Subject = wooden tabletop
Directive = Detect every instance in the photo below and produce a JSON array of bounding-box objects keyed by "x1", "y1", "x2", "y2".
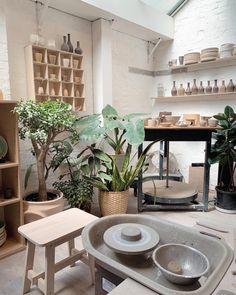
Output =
[
  {"x1": 145, "y1": 126, "x2": 219, "y2": 130},
  {"x1": 18, "y1": 208, "x2": 98, "y2": 246}
]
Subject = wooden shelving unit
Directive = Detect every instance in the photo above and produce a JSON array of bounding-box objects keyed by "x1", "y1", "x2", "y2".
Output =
[
  {"x1": 0, "y1": 101, "x2": 24, "y2": 259},
  {"x1": 152, "y1": 92, "x2": 236, "y2": 103},
  {"x1": 25, "y1": 45, "x2": 86, "y2": 112},
  {"x1": 170, "y1": 55, "x2": 236, "y2": 74}
]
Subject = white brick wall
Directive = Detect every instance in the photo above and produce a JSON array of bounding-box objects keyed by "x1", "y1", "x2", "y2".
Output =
[{"x1": 152, "y1": 0, "x2": 236, "y2": 187}]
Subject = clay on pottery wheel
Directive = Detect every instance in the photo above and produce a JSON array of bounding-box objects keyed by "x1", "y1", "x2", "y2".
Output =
[
  {"x1": 167, "y1": 260, "x2": 182, "y2": 274},
  {"x1": 103, "y1": 223, "x2": 160, "y2": 255}
]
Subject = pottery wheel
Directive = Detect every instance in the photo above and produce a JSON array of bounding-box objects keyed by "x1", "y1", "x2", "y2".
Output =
[
  {"x1": 103, "y1": 223, "x2": 160, "y2": 255},
  {"x1": 144, "y1": 180, "x2": 198, "y2": 204}
]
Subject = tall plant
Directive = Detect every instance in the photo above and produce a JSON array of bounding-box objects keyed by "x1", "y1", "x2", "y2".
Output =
[
  {"x1": 209, "y1": 105, "x2": 236, "y2": 191},
  {"x1": 14, "y1": 100, "x2": 77, "y2": 201},
  {"x1": 77, "y1": 104, "x2": 145, "y2": 154}
]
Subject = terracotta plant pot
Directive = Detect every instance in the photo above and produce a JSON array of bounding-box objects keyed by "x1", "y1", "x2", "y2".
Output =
[
  {"x1": 99, "y1": 189, "x2": 129, "y2": 216},
  {"x1": 23, "y1": 190, "x2": 64, "y2": 223}
]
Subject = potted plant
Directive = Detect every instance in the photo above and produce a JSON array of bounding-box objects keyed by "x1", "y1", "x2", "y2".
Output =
[
  {"x1": 76, "y1": 105, "x2": 158, "y2": 216},
  {"x1": 14, "y1": 100, "x2": 77, "y2": 222},
  {"x1": 52, "y1": 141, "x2": 94, "y2": 212},
  {"x1": 77, "y1": 104, "x2": 145, "y2": 169},
  {"x1": 209, "y1": 105, "x2": 236, "y2": 213}
]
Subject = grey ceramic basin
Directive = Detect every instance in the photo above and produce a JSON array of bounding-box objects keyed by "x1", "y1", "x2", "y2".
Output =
[{"x1": 82, "y1": 214, "x2": 233, "y2": 295}]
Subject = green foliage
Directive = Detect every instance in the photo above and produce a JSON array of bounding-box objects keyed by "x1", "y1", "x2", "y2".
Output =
[
  {"x1": 209, "y1": 105, "x2": 236, "y2": 191},
  {"x1": 53, "y1": 178, "x2": 93, "y2": 210},
  {"x1": 14, "y1": 100, "x2": 78, "y2": 201},
  {"x1": 76, "y1": 104, "x2": 146, "y2": 154},
  {"x1": 81, "y1": 140, "x2": 160, "y2": 192}
]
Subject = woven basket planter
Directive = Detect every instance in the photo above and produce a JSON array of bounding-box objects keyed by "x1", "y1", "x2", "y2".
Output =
[{"x1": 99, "y1": 189, "x2": 129, "y2": 216}]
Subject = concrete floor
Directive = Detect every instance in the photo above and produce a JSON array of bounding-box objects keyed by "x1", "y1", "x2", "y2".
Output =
[{"x1": 1, "y1": 189, "x2": 236, "y2": 295}]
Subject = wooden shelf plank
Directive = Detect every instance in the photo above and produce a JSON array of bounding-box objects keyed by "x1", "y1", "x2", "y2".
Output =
[
  {"x1": 0, "y1": 198, "x2": 20, "y2": 207},
  {"x1": 151, "y1": 92, "x2": 236, "y2": 103},
  {"x1": 0, "y1": 162, "x2": 18, "y2": 169},
  {"x1": 170, "y1": 56, "x2": 236, "y2": 73},
  {"x1": 0, "y1": 237, "x2": 25, "y2": 259}
]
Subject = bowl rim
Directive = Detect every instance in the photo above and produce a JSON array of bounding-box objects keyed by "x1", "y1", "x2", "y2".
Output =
[{"x1": 152, "y1": 243, "x2": 210, "y2": 279}]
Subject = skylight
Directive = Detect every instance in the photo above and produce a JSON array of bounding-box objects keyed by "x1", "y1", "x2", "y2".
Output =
[{"x1": 139, "y1": 0, "x2": 188, "y2": 16}]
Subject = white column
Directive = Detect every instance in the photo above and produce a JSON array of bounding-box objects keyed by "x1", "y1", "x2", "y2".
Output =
[{"x1": 92, "y1": 18, "x2": 112, "y2": 113}]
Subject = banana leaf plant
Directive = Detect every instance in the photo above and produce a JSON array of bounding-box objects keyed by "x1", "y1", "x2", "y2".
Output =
[
  {"x1": 209, "y1": 105, "x2": 236, "y2": 191},
  {"x1": 76, "y1": 104, "x2": 146, "y2": 154},
  {"x1": 79, "y1": 140, "x2": 160, "y2": 192}
]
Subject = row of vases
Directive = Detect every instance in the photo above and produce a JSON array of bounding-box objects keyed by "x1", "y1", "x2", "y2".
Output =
[
  {"x1": 171, "y1": 79, "x2": 235, "y2": 96},
  {"x1": 61, "y1": 34, "x2": 83, "y2": 54}
]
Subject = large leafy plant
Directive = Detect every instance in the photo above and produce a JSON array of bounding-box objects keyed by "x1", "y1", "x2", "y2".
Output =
[
  {"x1": 209, "y1": 105, "x2": 236, "y2": 191},
  {"x1": 76, "y1": 104, "x2": 145, "y2": 154},
  {"x1": 14, "y1": 100, "x2": 77, "y2": 201}
]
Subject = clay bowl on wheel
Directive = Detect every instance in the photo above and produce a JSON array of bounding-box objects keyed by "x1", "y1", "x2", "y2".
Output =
[{"x1": 152, "y1": 243, "x2": 210, "y2": 285}]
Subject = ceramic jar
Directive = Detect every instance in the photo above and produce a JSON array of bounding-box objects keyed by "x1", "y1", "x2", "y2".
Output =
[
  {"x1": 50, "y1": 88, "x2": 55, "y2": 96},
  {"x1": 157, "y1": 83, "x2": 164, "y2": 97},
  {"x1": 61, "y1": 36, "x2": 69, "y2": 52},
  {"x1": 67, "y1": 33, "x2": 73, "y2": 53},
  {"x1": 75, "y1": 41, "x2": 83, "y2": 54},
  {"x1": 198, "y1": 81, "x2": 205, "y2": 94},
  {"x1": 208, "y1": 117, "x2": 218, "y2": 127},
  {"x1": 226, "y1": 79, "x2": 234, "y2": 92},
  {"x1": 177, "y1": 84, "x2": 185, "y2": 96},
  {"x1": 38, "y1": 86, "x2": 44, "y2": 95},
  {"x1": 185, "y1": 82, "x2": 191, "y2": 95},
  {"x1": 171, "y1": 81, "x2": 177, "y2": 96},
  {"x1": 213, "y1": 80, "x2": 219, "y2": 93},
  {"x1": 219, "y1": 80, "x2": 226, "y2": 93},
  {"x1": 205, "y1": 81, "x2": 212, "y2": 94},
  {"x1": 191, "y1": 79, "x2": 198, "y2": 95},
  {"x1": 63, "y1": 88, "x2": 69, "y2": 96}
]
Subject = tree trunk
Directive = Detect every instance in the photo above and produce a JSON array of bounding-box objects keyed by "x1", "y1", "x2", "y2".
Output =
[{"x1": 37, "y1": 157, "x2": 48, "y2": 202}]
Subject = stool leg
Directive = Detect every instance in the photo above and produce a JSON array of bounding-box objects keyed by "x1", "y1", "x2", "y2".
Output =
[
  {"x1": 45, "y1": 244, "x2": 55, "y2": 295},
  {"x1": 23, "y1": 241, "x2": 35, "y2": 294},
  {"x1": 88, "y1": 253, "x2": 95, "y2": 285},
  {"x1": 68, "y1": 239, "x2": 76, "y2": 267}
]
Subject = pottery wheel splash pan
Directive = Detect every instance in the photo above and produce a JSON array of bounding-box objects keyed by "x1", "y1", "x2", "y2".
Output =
[
  {"x1": 82, "y1": 214, "x2": 233, "y2": 295},
  {"x1": 103, "y1": 223, "x2": 160, "y2": 255}
]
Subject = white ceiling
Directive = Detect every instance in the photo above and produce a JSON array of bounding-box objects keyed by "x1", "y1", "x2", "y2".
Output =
[{"x1": 49, "y1": 0, "x2": 174, "y2": 41}]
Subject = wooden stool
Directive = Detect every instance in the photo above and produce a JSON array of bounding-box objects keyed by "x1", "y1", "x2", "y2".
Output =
[{"x1": 18, "y1": 208, "x2": 98, "y2": 295}]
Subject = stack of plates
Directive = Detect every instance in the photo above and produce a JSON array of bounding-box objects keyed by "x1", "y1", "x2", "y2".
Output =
[
  {"x1": 0, "y1": 225, "x2": 6, "y2": 247},
  {"x1": 220, "y1": 43, "x2": 234, "y2": 58},
  {"x1": 200, "y1": 47, "x2": 219, "y2": 62},
  {"x1": 184, "y1": 52, "x2": 200, "y2": 65}
]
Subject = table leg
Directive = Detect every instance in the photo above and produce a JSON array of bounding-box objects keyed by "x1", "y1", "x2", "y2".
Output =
[
  {"x1": 68, "y1": 239, "x2": 76, "y2": 267},
  {"x1": 22, "y1": 241, "x2": 35, "y2": 294},
  {"x1": 45, "y1": 243, "x2": 55, "y2": 295},
  {"x1": 138, "y1": 143, "x2": 143, "y2": 212},
  {"x1": 203, "y1": 140, "x2": 211, "y2": 211},
  {"x1": 88, "y1": 253, "x2": 95, "y2": 284}
]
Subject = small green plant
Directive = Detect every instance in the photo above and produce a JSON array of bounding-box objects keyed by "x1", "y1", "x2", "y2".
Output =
[
  {"x1": 14, "y1": 100, "x2": 78, "y2": 201},
  {"x1": 209, "y1": 105, "x2": 236, "y2": 191}
]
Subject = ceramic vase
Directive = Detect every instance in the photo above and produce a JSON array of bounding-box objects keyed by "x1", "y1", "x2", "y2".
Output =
[
  {"x1": 171, "y1": 81, "x2": 177, "y2": 96},
  {"x1": 61, "y1": 36, "x2": 69, "y2": 52},
  {"x1": 63, "y1": 88, "x2": 69, "y2": 96},
  {"x1": 75, "y1": 41, "x2": 83, "y2": 54},
  {"x1": 38, "y1": 86, "x2": 44, "y2": 95},
  {"x1": 198, "y1": 81, "x2": 205, "y2": 94},
  {"x1": 213, "y1": 79, "x2": 219, "y2": 93},
  {"x1": 219, "y1": 80, "x2": 226, "y2": 93},
  {"x1": 226, "y1": 79, "x2": 234, "y2": 92},
  {"x1": 177, "y1": 84, "x2": 185, "y2": 96},
  {"x1": 67, "y1": 34, "x2": 73, "y2": 53},
  {"x1": 205, "y1": 81, "x2": 212, "y2": 94},
  {"x1": 157, "y1": 83, "x2": 164, "y2": 97},
  {"x1": 185, "y1": 82, "x2": 191, "y2": 95},
  {"x1": 191, "y1": 79, "x2": 198, "y2": 95}
]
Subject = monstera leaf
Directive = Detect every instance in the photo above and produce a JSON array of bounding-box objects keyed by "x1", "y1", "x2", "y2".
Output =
[{"x1": 0, "y1": 136, "x2": 8, "y2": 160}]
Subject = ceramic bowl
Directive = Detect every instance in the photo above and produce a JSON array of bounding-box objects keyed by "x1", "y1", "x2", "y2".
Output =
[
  {"x1": 184, "y1": 52, "x2": 200, "y2": 65},
  {"x1": 165, "y1": 115, "x2": 181, "y2": 125},
  {"x1": 152, "y1": 243, "x2": 210, "y2": 285},
  {"x1": 220, "y1": 43, "x2": 234, "y2": 51}
]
